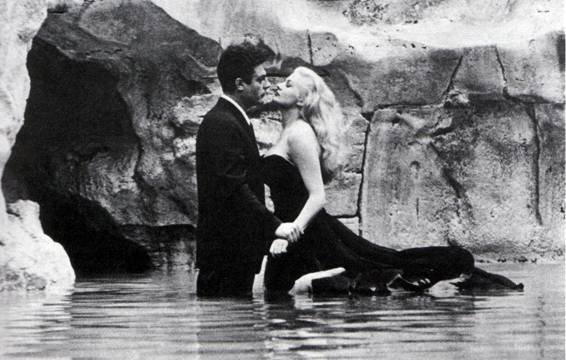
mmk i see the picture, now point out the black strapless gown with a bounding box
[261,154,523,294]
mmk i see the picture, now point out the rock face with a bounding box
[0,0,76,290]
[363,103,564,259]
[2,0,563,275]
[0,201,75,291]
[4,0,221,272]
[151,0,564,262]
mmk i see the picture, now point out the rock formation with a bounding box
[4,0,221,273]
[1,0,563,281]
[0,0,76,290]
[153,0,565,261]
[0,200,75,290]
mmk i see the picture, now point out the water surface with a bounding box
[0,263,563,359]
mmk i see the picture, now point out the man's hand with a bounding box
[275,222,301,243]
[269,239,288,256]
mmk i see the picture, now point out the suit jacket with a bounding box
[195,97,281,272]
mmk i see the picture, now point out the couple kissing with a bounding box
[195,39,522,298]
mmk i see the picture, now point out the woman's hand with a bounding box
[269,239,289,256]
[275,222,302,243]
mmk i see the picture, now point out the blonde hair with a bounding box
[294,67,349,183]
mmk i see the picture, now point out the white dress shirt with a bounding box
[220,94,251,125]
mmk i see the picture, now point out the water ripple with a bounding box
[0,263,562,359]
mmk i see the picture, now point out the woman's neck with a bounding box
[280,107,302,129]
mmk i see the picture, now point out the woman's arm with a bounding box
[286,121,326,233]
[204,116,299,243]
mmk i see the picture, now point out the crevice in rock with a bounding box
[361,112,374,122]
[441,167,464,199]
[330,212,358,219]
[429,123,456,137]
[306,30,314,65]
[356,119,372,235]
[336,68,366,109]
[494,46,509,95]
[132,146,159,220]
[48,3,70,14]
[441,54,464,100]
[557,33,565,72]
[376,101,430,108]
[494,46,545,227]
[525,104,544,226]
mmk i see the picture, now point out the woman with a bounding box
[261,66,522,295]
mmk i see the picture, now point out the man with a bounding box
[196,40,299,297]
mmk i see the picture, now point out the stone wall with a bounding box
[1,0,563,279]
[152,0,565,261]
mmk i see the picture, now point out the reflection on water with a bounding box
[0,264,563,359]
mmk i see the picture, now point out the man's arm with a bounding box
[205,116,299,241]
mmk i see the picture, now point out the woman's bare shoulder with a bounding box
[286,120,316,143]
[286,120,320,160]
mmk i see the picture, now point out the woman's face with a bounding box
[272,71,307,108]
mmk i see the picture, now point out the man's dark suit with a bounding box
[195,97,281,296]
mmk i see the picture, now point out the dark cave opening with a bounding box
[39,196,152,276]
[2,37,152,275]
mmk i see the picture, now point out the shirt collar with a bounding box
[220,94,251,125]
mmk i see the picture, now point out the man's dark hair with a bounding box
[217,39,274,93]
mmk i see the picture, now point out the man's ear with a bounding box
[235,77,245,92]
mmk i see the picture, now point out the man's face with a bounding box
[240,64,271,108]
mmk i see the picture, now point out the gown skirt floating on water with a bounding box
[261,154,477,294]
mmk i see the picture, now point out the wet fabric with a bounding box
[261,154,475,294]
